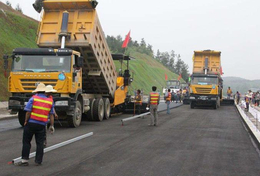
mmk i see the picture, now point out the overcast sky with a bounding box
[4,0,260,80]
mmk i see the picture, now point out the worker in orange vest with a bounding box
[135,89,142,115]
[44,85,58,148]
[227,87,233,99]
[147,86,160,126]
[19,83,55,166]
[165,89,171,114]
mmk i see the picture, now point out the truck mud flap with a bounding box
[220,99,234,106]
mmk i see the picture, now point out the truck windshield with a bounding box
[191,77,218,85]
[166,81,180,89]
[12,55,71,73]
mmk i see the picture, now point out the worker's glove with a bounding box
[49,125,55,134]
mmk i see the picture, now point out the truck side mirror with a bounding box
[75,56,83,67]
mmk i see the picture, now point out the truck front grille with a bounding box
[20,79,58,91]
[195,87,211,94]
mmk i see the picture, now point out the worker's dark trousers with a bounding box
[22,122,45,164]
[136,104,141,115]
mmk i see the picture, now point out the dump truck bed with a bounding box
[193,50,221,75]
[37,0,117,97]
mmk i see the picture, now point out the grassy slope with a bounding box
[114,47,179,95]
[0,10,38,101]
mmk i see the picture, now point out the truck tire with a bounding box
[86,99,96,121]
[67,101,82,127]
[18,110,26,127]
[103,98,111,120]
[93,98,104,121]
[190,102,195,109]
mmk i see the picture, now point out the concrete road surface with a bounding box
[1,104,260,176]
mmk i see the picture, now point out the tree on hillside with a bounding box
[106,35,124,53]
[180,63,189,82]
[175,55,182,75]
[6,1,12,7]
[160,52,170,66]
[133,40,139,47]
[168,50,175,72]
[15,4,23,13]
[140,38,146,48]
[155,49,160,61]
[147,44,153,53]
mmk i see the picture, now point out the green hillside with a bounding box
[0,2,179,101]
[114,47,180,95]
[0,4,38,101]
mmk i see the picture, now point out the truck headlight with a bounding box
[55,101,68,106]
[211,98,216,100]
[9,100,21,106]
[190,97,195,100]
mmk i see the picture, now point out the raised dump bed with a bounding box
[193,50,221,74]
[37,0,117,97]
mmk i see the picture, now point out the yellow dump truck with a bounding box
[4,0,135,127]
[189,50,223,109]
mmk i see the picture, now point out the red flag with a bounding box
[165,73,168,80]
[178,73,182,81]
[122,31,131,48]
[220,66,223,75]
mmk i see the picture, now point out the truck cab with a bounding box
[189,73,222,109]
[162,79,180,95]
[8,48,83,125]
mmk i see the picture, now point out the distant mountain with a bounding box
[223,76,260,95]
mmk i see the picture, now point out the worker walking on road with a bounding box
[147,86,160,126]
[44,85,58,148]
[165,89,171,114]
[227,87,233,99]
[236,91,240,104]
[19,83,55,166]
[134,89,142,115]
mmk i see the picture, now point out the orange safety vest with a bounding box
[135,95,142,105]
[245,97,249,103]
[30,95,53,122]
[227,89,232,94]
[150,92,159,105]
[166,92,171,101]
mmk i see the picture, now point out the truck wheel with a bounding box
[67,101,82,127]
[93,98,104,121]
[86,99,96,121]
[190,102,195,109]
[103,98,111,120]
[18,110,26,127]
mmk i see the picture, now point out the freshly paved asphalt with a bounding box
[1,104,260,176]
